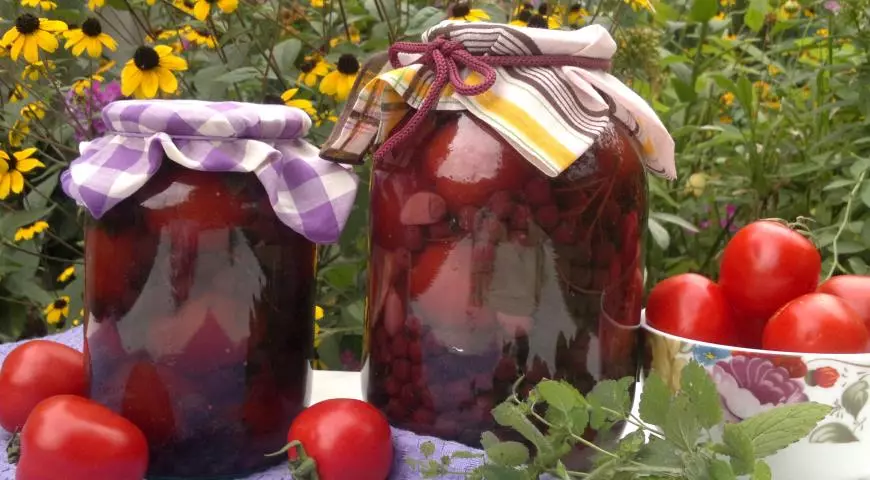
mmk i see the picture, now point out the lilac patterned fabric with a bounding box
[61,100,359,244]
[0,328,487,479]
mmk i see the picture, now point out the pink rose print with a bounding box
[712,355,808,422]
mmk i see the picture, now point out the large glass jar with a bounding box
[364,112,646,449]
[84,160,315,479]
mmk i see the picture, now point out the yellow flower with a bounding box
[803,8,816,17]
[0,44,8,57]
[0,148,44,199]
[181,26,217,48]
[72,318,82,326]
[20,0,57,10]
[723,32,737,41]
[329,26,361,47]
[146,29,179,43]
[121,45,188,99]
[767,64,781,76]
[816,28,829,37]
[21,60,54,81]
[63,18,117,58]
[14,220,49,242]
[20,101,46,121]
[1,14,67,63]
[720,91,734,106]
[312,0,324,6]
[44,296,70,325]
[720,115,733,124]
[314,111,338,127]
[173,0,197,15]
[763,99,782,110]
[315,305,325,321]
[281,88,316,116]
[88,0,105,9]
[193,0,238,21]
[715,12,727,20]
[625,0,655,12]
[319,53,358,102]
[567,4,590,25]
[298,55,330,87]
[720,0,735,5]
[10,84,29,103]
[72,76,102,96]
[313,305,325,348]
[685,172,708,197]
[8,121,30,147]
[58,265,76,283]
[448,2,490,22]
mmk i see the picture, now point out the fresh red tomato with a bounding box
[0,340,87,432]
[645,273,737,345]
[719,221,821,321]
[420,114,532,213]
[16,395,148,480]
[818,275,870,331]
[286,399,393,480]
[762,293,869,353]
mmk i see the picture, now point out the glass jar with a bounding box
[84,160,315,479]
[364,111,646,448]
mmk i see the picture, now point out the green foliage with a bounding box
[408,362,832,479]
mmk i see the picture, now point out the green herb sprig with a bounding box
[408,361,831,479]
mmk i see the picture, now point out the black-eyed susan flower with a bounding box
[567,4,590,24]
[20,0,57,10]
[510,10,532,26]
[311,0,324,7]
[329,26,361,48]
[9,84,29,102]
[20,101,45,121]
[8,121,30,148]
[173,0,197,15]
[625,0,655,12]
[313,305,324,348]
[319,53,358,102]
[14,220,49,242]
[448,2,490,22]
[146,28,180,43]
[281,88,316,116]
[298,55,330,87]
[721,91,735,106]
[0,148,44,199]
[535,4,562,28]
[88,0,105,10]
[44,296,70,325]
[193,0,238,21]
[64,17,117,57]
[1,14,67,64]
[21,60,53,81]
[314,112,338,127]
[512,2,534,16]
[181,26,217,49]
[527,14,550,28]
[58,265,76,283]
[121,45,188,98]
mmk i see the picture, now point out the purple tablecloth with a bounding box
[0,327,484,479]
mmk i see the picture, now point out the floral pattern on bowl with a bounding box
[642,323,870,480]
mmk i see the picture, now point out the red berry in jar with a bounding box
[420,115,533,213]
[371,167,422,250]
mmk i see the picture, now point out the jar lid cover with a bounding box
[61,100,359,244]
[321,21,676,180]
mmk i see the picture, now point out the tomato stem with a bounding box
[5,431,21,465]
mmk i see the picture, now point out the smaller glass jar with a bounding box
[85,161,315,478]
[64,99,359,479]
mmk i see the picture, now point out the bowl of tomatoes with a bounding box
[641,220,870,480]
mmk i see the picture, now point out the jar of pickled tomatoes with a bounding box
[321,21,675,452]
[62,100,358,478]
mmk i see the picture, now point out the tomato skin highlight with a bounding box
[719,221,821,322]
[762,293,870,353]
[287,399,393,480]
[817,275,870,331]
[646,273,737,345]
[16,395,148,480]
[0,340,87,432]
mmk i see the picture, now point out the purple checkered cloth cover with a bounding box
[61,100,359,244]
[0,328,487,479]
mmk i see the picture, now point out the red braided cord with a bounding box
[372,36,612,161]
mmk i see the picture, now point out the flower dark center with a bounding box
[522,2,533,10]
[538,4,549,15]
[262,94,284,105]
[6,155,18,171]
[337,54,359,75]
[451,3,471,17]
[518,10,532,21]
[82,18,102,37]
[16,14,40,35]
[299,59,316,73]
[134,46,160,70]
[570,4,583,12]
[53,299,67,309]
[528,14,548,28]
[206,0,218,3]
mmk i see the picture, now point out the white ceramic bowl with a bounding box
[641,320,870,480]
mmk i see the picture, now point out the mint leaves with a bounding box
[408,361,832,479]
